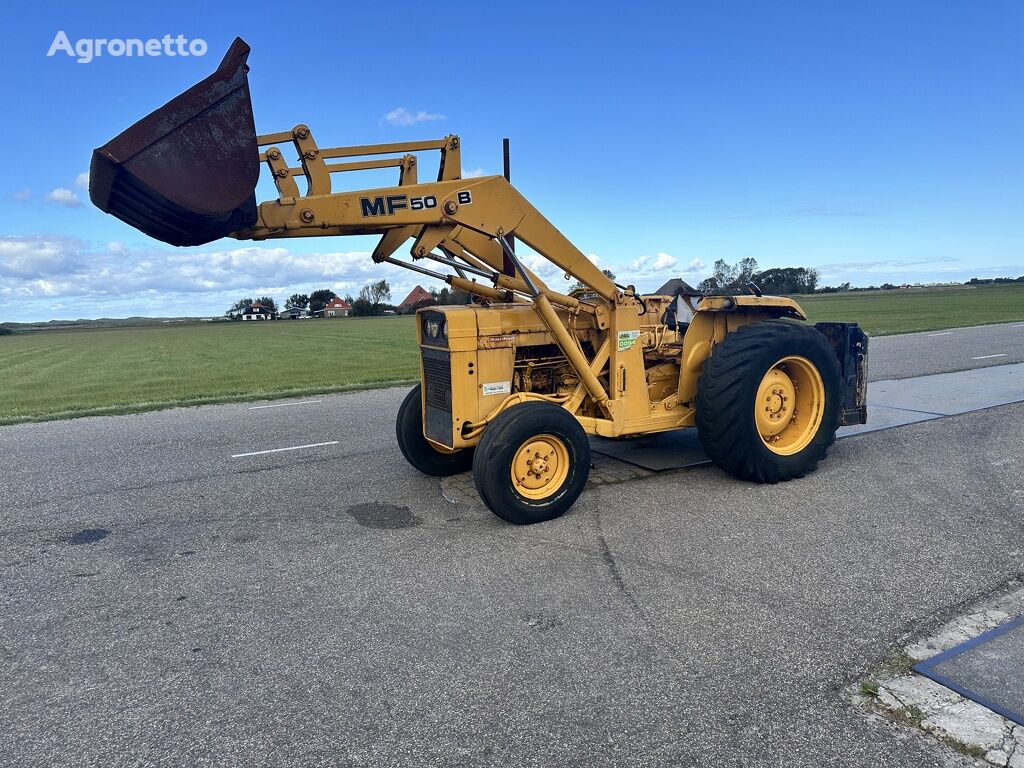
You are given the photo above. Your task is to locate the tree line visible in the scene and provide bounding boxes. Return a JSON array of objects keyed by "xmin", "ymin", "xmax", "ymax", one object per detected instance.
[
  {"xmin": 697, "ymin": 258, "xmax": 821, "ymax": 294},
  {"xmin": 227, "ymin": 280, "xmax": 398, "ymax": 318},
  {"xmin": 225, "ymin": 263, "xmax": 1024, "ymax": 319}
]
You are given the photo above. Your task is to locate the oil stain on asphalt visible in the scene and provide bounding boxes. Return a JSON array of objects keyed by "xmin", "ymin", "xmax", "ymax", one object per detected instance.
[
  {"xmin": 62, "ymin": 528, "xmax": 110, "ymax": 545},
  {"xmin": 346, "ymin": 503, "xmax": 421, "ymax": 530}
]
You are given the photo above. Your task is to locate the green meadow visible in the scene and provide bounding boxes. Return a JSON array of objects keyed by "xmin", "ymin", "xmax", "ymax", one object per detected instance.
[{"xmin": 1, "ymin": 283, "xmax": 1021, "ymax": 425}]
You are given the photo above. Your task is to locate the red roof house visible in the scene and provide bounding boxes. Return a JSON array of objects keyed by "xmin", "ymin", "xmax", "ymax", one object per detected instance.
[
  {"xmin": 323, "ymin": 297, "xmax": 351, "ymax": 317},
  {"xmin": 400, "ymin": 285, "xmax": 434, "ymax": 309}
]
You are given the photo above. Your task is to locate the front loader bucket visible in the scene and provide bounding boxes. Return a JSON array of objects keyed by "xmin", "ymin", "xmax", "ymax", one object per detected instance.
[{"xmin": 89, "ymin": 38, "xmax": 259, "ymax": 247}]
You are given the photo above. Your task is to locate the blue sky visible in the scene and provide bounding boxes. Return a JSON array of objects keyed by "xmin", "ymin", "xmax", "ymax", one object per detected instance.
[{"xmin": 1, "ymin": 1, "xmax": 1021, "ymax": 321}]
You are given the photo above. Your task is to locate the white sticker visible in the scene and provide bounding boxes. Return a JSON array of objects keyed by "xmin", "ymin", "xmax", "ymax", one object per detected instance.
[
  {"xmin": 482, "ymin": 381, "xmax": 512, "ymax": 396},
  {"xmin": 617, "ymin": 330, "xmax": 641, "ymax": 351}
]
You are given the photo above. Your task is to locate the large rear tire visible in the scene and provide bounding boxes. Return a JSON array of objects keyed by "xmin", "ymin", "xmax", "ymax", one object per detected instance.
[
  {"xmin": 396, "ymin": 385, "xmax": 474, "ymax": 476},
  {"xmin": 695, "ymin": 320, "xmax": 841, "ymax": 483},
  {"xmin": 473, "ymin": 402, "xmax": 591, "ymax": 525}
]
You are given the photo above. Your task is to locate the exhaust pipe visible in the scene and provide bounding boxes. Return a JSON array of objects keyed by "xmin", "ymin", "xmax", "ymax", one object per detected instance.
[{"xmin": 89, "ymin": 37, "xmax": 260, "ymax": 246}]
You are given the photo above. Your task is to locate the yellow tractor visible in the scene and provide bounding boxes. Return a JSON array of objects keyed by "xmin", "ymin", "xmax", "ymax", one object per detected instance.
[{"xmin": 90, "ymin": 39, "xmax": 868, "ymax": 524}]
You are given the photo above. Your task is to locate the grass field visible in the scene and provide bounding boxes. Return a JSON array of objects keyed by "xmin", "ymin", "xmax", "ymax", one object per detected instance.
[
  {"xmin": 796, "ymin": 283, "xmax": 1024, "ymax": 335},
  {"xmin": 0, "ymin": 317, "xmax": 420, "ymax": 424},
  {"xmin": 1, "ymin": 283, "xmax": 1022, "ymax": 425}
]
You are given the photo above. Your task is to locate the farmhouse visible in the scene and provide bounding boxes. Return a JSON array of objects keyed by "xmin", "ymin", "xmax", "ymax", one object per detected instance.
[
  {"xmin": 242, "ymin": 302, "xmax": 275, "ymax": 321},
  {"xmin": 323, "ymin": 298, "xmax": 351, "ymax": 318},
  {"xmin": 399, "ymin": 285, "xmax": 434, "ymax": 310},
  {"xmin": 655, "ymin": 278, "xmax": 696, "ymax": 295},
  {"xmin": 281, "ymin": 305, "xmax": 309, "ymax": 319}
]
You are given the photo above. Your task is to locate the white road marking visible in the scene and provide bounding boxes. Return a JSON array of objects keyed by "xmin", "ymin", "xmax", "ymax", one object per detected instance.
[
  {"xmin": 248, "ymin": 400, "xmax": 322, "ymax": 410},
  {"xmin": 928, "ymin": 332, "xmax": 953, "ymax": 337},
  {"xmin": 972, "ymin": 354, "xmax": 1007, "ymax": 360},
  {"xmin": 232, "ymin": 441, "xmax": 339, "ymax": 458}
]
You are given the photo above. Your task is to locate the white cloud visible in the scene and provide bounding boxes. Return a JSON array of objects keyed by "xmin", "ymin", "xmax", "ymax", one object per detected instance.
[
  {"xmin": 462, "ymin": 168, "xmax": 486, "ymax": 178},
  {"xmin": 45, "ymin": 187, "xmax": 81, "ymax": 207},
  {"xmin": 0, "ymin": 236, "xmax": 82, "ymax": 277},
  {"xmin": 0, "ymin": 234, "xmax": 453, "ymax": 321},
  {"xmin": 75, "ymin": 172, "xmax": 90, "ymax": 189},
  {"xmin": 629, "ymin": 251, "xmax": 677, "ymax": 274},
  {"xmin": 652, "ymin": 252, "xmax": 676, "ymax": 270},
  {"xmin": 383, "ymin": 107, "xmax": 446, "ymax": 126},
  {"xmin": 687, "ymin": 257, "xmax": 705, "ymax": 271}
]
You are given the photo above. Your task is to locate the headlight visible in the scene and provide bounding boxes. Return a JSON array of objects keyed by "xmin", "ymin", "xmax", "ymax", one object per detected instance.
[
  {"xmin": 424, "ymin": 317, "xmax": 441, "ymax": 339},
  {"xmin": 441, "ymin": 319, "xmax": 448, "ymax": 341}
]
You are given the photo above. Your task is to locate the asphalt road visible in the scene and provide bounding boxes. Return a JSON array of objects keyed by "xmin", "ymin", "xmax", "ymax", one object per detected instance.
[
  {"xmin": 2, "ymin": 322, "xmax": 1023, "ymax": 767},
  {"xmin": 867, "ymin": 321, "xmax": 1024, "ymax": 381}
]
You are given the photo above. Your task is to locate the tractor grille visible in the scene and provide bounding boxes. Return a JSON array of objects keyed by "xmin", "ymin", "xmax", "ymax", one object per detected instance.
[{"xmin": 421, "ymin": 347, "xmax": 453, "ymax": 446}]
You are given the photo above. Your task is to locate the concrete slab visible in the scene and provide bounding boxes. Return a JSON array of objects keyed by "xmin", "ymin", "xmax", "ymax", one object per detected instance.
[
  {"xmin": 591, "ymin": 362, "xmax": 1024, "ymax": 471},
  {"xmin": 868, "ymin": 363, "xmax": 1024, "ymax": 415},
  {"xmin": 915, "ymin": 616, "xmax": 1024, "ymax": 728}
]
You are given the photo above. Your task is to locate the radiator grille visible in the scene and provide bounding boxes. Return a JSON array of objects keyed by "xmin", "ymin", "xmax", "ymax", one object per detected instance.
[
  {"xmin": 422, "ymin": 351, "xmax": 451, "ymax": 409},
  {"xmin": 421, "ymin": 348, "xmax": 453, "ymax": 445}
]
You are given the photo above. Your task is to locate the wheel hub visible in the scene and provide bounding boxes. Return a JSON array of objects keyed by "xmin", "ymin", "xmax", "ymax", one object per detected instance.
[
  {"xmin": 511, "ymin": 435, "xmax": 570, "ymax": 499},
  {"xmin": 754, "ymin": 356, "xmax": 825, "ymax": 455},
  {"xmin": 757, "ymin": 368, "xmax": 797, "ymax": 437}
]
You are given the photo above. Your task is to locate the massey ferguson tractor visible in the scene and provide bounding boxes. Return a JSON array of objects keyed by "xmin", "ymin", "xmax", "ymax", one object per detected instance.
[{"xmin": 90, "ymin": 39, "xmax": 868, "ymax": 524}]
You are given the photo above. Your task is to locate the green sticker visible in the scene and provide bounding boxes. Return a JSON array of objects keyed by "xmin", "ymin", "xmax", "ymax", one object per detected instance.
[{"xmin": 617, "ymin": 330, "xmax": 641, "ymax": 351}]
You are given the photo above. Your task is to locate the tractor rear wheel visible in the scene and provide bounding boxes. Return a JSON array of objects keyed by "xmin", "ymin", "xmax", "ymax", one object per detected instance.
[
  {"xmin": 396, "ymin": 385, "xmax": 474, "ymax": 476},
  {"xmin": 695, "ymin": 320, "xmax": 841, "ymax": 483},
  {"xmin": 473, "ymin": 402, "xmax": 591, "ymax": 525}
]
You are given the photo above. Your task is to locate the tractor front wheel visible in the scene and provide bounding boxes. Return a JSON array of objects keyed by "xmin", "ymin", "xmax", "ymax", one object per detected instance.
[
  {"xmin": 396, "ymin": 385, "xmax": 474, "ymax": 476},
  {"xmin": 695, "ymin": 320, "xmax": 842, "ymax": 483},
  {"xmin": 473, "ymin": 402, "xmax": 591, "ymax": 525}
]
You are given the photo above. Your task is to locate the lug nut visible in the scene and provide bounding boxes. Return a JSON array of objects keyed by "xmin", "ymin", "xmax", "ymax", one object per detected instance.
[{"xmin": 300, "ymin": 208, "xmax": 315, "ymax": 223}]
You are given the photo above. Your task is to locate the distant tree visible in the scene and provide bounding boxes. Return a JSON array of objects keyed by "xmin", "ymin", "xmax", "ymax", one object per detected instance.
[
  {"xmin": 696, "ymin": 276, "xmax": 720, "ymax": 293},
  {"xmin": 712, "ymin": 259, "xmax": 738, "ymax": 289},
  {"xmin": 753, "ymin": 267, "xmax": 819, "ymax": 295},
  {"xmin": 736, "ymin": 257, "xmax": 759, "ymax": 286},
  {"xmin": 256, "ymin": 296, "xmax": 278, "ymax": 314},
  {"xmin": 816, "ymin": 282, "xmax": 851, "ymax": 294},
  {"xmin": 692, "ymin": 259, "xmax": 826, "ymax": 295},
  {"xmin": 309, "ymin": 288, "xmax": 338, "ymax": 313},
  {"xmin": 349, "ymin": 297, "xmax": 374, "ymax": 316},
  {"xmin": 227, "ymin": 297, "xmax": 254, "ymax": 319},
  {"xmin": 358, "ymin": 280, "xmax": 391, "ymax": 307},
  {"xmin": 805, "ymin": 268, "xmax": 821, "ymax": 293},
  {"xmin": 0, "ymin": 326, "xmax": 12, "ymax": 336},
  {"xmin": 350, "ymin": 281, "xmax": 392, "ymax": 315},
  {"xmin": 571, "ymin": 268, "xmax": 617, "ymax": 291},
  {"xmin": 287, "ymin": 293, "xmax": 309, "ymax": 309}
]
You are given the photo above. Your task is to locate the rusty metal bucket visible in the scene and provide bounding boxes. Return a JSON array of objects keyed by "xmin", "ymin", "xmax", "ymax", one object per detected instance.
[{"xmin": 89, "ymin": 38, "xmax": 260, "ymax": 246}]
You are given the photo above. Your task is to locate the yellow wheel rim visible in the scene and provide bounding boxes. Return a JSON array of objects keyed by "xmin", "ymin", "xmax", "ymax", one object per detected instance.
[
  {"xmin": 510, "ymin": 434, "xmax": 571, "ymax": 500},
  {"xmin": 754, "ymin": 355, "xmax": 825, "ymax": 456}
]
